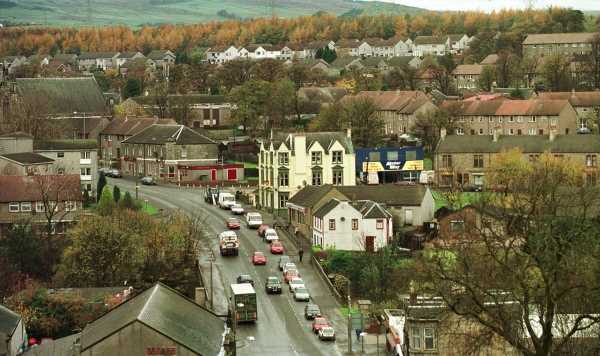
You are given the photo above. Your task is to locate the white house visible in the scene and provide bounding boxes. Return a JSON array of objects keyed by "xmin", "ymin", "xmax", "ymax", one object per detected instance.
[
  {"xmin": 312, "ymin": 198, "xmax": 393, "ymax": 251},
  {"xmin": 115, "ymin": 51, "xmax": 145, "ymax": 68},
  {"xmin": 413, "ymin": 36, "xmax": 450, "ymax": 57},
  {"xmin": 0, "ymin": 304, "xmax": 26, "ymax": 356},
  {"xmin": 392, "ymin": 39, "xmax": 413, "ymax": 57},
  {"xmin": 449, "ymin": 34, "xmax": 473, "ymax": 54},
  {"xmin": 206, "ymin": 45, "xmax": 239, "ymax": 64},
  {"xmin": 258, "ymin": 130, "xmax": 356, "ymax": 210}
]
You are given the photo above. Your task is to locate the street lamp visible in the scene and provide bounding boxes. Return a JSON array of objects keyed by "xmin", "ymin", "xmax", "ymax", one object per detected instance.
[
  {"xmin": 135, "ymin": 183, "xmax": 139, "ymax": 200},
  {"xmin": 208, "ymin": 251, "xmax": 216, "ymax": 310}
]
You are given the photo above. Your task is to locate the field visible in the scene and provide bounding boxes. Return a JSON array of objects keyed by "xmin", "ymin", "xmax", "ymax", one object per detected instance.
[{"xmin": 0, "ymin": 0, "xmax": 424, "ymax": 27}]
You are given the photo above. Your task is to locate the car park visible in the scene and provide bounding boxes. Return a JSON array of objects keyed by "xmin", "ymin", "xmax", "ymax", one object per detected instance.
[
  {"xmin": 270, "ymin": 241, "xmax": 284, "ymax": 254},
  {"xmin": 288, "ymin": 277, "xmax": 305, "ymax": 292},
  {"xmin": 226, "ymin": 218, "xmax": 240, "ymax": 230},
  {"xmin": 246, "ymin": 212, "xmax": 263, "ymax": 229},
  {"xmin": 140, "ymin": 176, "xmax": 156, "ymax": 185},
  {"xmin": 231, "ymin": 203, "xmax": 245, "ymax": 215},
  {"xmin": 318, "ymin": 326, "xmax": 336, "ymax": 341},
  {"xmin": 257, "ymin": 224, "xmax": 270, "ymax": 237},
  {"xmin": 293, "ymin": 287, "xmax": 310, "ymax": 302},
  {"xmin": 284, "ymin": 269, "xmax": 299, "ymax": 283},
  {"xmin": 264, "ymin": 228, "xmax": 278, "ymax": 243},
  {"xmin": 304, "ymin": 304, "xmax": 321, "ymax": 320},
  {"xmin": 278, "ymin": 256, "xmax": 291, "ymax": 271},
  {"xmin": 312, "ymin": 317, "xmax": 331, "ymax": 334},
  {"xmin": 265, "ymin": 276, "xmax": 282, "ymax": 294},
  {"xmin": 236, "ymin": 274, "xmax": 254, "ymax": 286},
  {"xmin": 252, "ymin": 251, "xmax": 267, "ymax": 265}
]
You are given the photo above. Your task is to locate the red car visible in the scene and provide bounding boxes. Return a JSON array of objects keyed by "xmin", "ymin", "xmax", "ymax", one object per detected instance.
[
  {"xmin": 252, "ymin": 251, "xmax": 267, "ymax": 265},
  {"xmin": 257, "ymin": 224, "xmax": 270, "ymax": 237},
  {"xmin": 284, "ymin": 269, "xmax": 299, "ymax": 283},
  {"xmin": 270, "ymin": 241, "xmax": 284, "ymax": 254},
  {"xmin": 226, "ymin": 218, "xmax": 240, "ymax": 229},
  {"xmin": 312, "ymin": 317, "xmax": 331, "ymax": 334}
]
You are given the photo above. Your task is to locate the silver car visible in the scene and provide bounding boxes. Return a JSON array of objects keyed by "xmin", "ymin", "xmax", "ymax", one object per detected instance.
[
  {"xmin": 293, "ymin": 287, "xmax": 310, "ymax": 302},
  {"xmin": 278, "ymin": 256, "xmax": 291, "ymax": 271},
  {"xmin": 289, "ymin": 278, "xmax": 305, "ymax": 292}
]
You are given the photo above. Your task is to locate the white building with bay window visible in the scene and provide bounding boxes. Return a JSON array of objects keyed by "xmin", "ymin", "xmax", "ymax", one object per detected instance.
[{"xmin": 258, "ymin": 131, "xmax": 356, "ymax": 210}]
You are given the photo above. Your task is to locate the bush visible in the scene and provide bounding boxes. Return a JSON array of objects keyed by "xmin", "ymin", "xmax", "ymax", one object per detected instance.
[
  {"xmin": 113, "ymin": 185, "xmax": 121, "ymax": 203},
  {"xmin": 97, "ymin": 186, "xmax": 115, "ymax": 216}
]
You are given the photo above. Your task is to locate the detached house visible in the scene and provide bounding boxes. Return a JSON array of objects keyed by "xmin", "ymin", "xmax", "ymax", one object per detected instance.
[
  {"xmin": 452, "ymin": 64, "xmax": 484, "ymax": 91},
  {"xmin": 258, "ymin": 131, "xmax": 356, "ymax": 210},
  {"xmin": 312, "ymin": 198, "xmax": 393, "ymax": 252},
  {"xmin": 121, "ymin": 124, "xmax": 239, "ymax": 184},
  {"xmin": 448, "ymin": 34, "xmax": 473, "ymax": 54},
  {"xmin": 341, "ymin": 91, "xmax": 437, "ymax": 136},
  {"xmin": 77, "ymin": 52, "xmax": 120, "ymax": 71}
]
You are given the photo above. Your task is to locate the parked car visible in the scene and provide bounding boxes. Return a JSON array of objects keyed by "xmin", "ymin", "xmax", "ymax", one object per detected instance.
[
  {"xmin": 246, "ymin": 212, "xmax": 263, "ymax": 229},
  {"xmin": 231, "ymin": 203, "xmax": 245, "ymax": 215},
  {"xmin": 289, "ymin": 277, "xmax": 305, "ymax": 292},
  {"xmin": 98, "ymin": 167, "xmax": 111, "ymax": 175},
  {"xmin": 312, "ymin": 317, "xmax": 331, "ymax": 334},
  {"xmin": 284, "ymin": 269, "xmax": 299, "ymax": 283},
  {"xmin": 140, "ymin": 176, "xmax": 156, "ymax": 185},
  {"xmin": 293, "ymin": 287, "xmax": 310, "ymax": 302},
  {"xmin": 270, "ymin": 241, "xmax": 284, "ymax": 254},
  {"xmin": 265, "ymin": 276, "xmax": 282, "ymax": 294},
  {"xmin": 264, "ymin": 228, "xmax": 278, "ymax": 243},
  {"xmin": 226, "ymin": 218, "xmax": 240, "ymax": 230},
  {"xmin": 107, "ymin": 168, "xmax": 122, "ymax": 178},
  {"xmin": 318, "ymin": 326, "xmax": 336, "ymax": 341},
  {"xmin": 257, "ymin": 224, "xmax": 270, "ymax": 237},
  {"xmin": 278, "ymin": 256, "xmax": 291, "ymax": 271},
  {"xmin": 304, "ymin": 304, "xmax": 321, "ymax": 320},
  {"xmin": 252, "ymin": 251, "xmax": 267, "ymax": 265},
  {"xmin": 282, "ymin": 262, "xmax": 296, "ymax": 274},
  {"xmin": 236, "ymin": 274, "xmax": 254, "ymax": 286}
]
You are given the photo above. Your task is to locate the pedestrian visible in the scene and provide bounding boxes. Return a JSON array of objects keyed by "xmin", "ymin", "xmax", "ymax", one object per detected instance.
[
  {"xmin": 298, "ymin": 247, "xmax": 304, "ymax": 263},
  {"xmin": 355, "ymin": 328, "xmax": 362, "ymax": 342}
]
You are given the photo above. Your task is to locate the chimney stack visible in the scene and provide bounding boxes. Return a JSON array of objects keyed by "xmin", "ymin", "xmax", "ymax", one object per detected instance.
[
  {"xmin": 346, "ymin": 127, "xmax": 352, "ymax": 139},
  {"xmin": 440, "ymin": 128, "xmax": 447, "ymax": 141}
]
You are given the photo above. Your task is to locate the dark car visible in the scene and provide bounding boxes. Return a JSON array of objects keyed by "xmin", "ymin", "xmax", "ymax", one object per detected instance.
[
  {"xmin": 140, "ymin": 176, "xmax": 156, "ymax": 185},
  {"xmin": 304, "ymin": 303, "xmax": 321, "ymax": 320},
  {"xmin": 236, "ymin": 274, "xmax": 254, "ymax": 287},
  {"xmin": 265, "ymin": 276, "xmax": 282, "ymax": 294},
  {"xmin": 107, "ymin": 168, "xmax": 122, "ymax": 178}
]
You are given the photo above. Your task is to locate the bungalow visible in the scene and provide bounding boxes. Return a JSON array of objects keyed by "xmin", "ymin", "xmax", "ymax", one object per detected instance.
[
  {"xmin": 0, "ymin": 304, "xmax": 27, "ymax": 356},
  {"xmin": 312, "ymin": 198, "xmax": 393, "ymax": 251}
]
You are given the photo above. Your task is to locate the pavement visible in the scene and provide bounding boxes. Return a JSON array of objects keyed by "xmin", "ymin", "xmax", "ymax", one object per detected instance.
[{"xmin": 109, "ymin": 179, "xmax": 379, "ymax": 355}]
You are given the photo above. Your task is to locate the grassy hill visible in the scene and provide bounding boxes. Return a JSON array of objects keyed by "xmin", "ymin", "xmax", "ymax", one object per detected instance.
[{"xmin": 0, "ymin": 0, "xmax": 424, "ymax": 27}]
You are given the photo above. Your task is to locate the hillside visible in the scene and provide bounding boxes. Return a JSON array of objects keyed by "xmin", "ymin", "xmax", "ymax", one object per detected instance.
[{"xmin": 0, "ymin": 0, "xmax": 424, "ymax": 27}]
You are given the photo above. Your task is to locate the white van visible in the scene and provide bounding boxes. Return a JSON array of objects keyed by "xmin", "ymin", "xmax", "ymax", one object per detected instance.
[
  {"xmin": 218, "ymin": 192, "xmax": 236, "ymax": 209},
  {"xmin": 245, "ymin": 212, "xmax": 263, "ymax": 229}
]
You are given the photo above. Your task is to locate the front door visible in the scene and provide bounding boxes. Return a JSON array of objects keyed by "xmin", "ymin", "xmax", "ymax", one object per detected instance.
[
  {"xmin": 211, "ymin": 169, "xmax": 217, "ymax": 181},
  {"xmin": 365, "ymin": 236, "xmax": 375, "ymax": 253},
  {"xmin": 227, "ymin": 168, "xmax": 237, "ymax": 181}
]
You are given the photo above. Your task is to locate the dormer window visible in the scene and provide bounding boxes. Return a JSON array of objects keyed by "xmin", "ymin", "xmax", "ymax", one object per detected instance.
[
  {"xmin": 311, "ymin": 152, "xmax": 322, "ymax": 165},
  {"xmin": 278, "ymin": 152, "xmax": 289, "ymax": 166},
  {"xmin": 332, "ymin": 151, "xmax": 343, "ymax": 164}
]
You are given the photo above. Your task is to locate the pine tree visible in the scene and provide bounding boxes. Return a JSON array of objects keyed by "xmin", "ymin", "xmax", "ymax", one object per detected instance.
[
  {"xmin": 97, "ymin": 187, "xmax": 115, "ymax": 216},
  {"xmin": 113, "ymin": 185, "xmax": 121, "ymax": 203},
  {"xmin": 97, "ymin": 172, "xmax": 107, "ymax": 203}
]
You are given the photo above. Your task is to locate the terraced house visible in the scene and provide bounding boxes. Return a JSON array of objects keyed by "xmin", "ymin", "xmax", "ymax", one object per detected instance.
[
  {"xmin": 258, "ymin": 131, "xmax": 355, "ymax": 210},
  {"xmin": 434, "ymin": 134, "xmax": 600, "ymax": 188},
  {"xmin": 441, "ymin": 99, "xmax": 578, "ymax": 136},
  {"xmin": 522, "ymin": 32, "xmax": 599, "ymax": 58},
  {"xmin": 536, "ymin": 91, "xmax": 600, "ymax": 130}
]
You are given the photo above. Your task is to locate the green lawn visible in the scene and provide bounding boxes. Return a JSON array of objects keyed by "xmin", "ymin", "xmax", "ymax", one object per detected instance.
[
  {"xmin": 432, "ymin": 190, "xmax": 485, "ymax": 211},
  {"xmin": 139, "ymin": 200, "xmax": 159, "ymax": 215},
  {"xmin": 340, "ymin": 306, "xmax": 360, "ymax": 317}
]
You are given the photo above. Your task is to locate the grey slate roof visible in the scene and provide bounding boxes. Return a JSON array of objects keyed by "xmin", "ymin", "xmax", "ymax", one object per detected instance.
[
  {"xmin": 352, "ymin": 200, "xmax": 392, "ymax": 219},
  {"xmin": 313, "ymin": 198, "xmax": 343, "ymax": 218},
  {"xmin": 15, "ymin": 77, "xmax": 108, "ymax": 117},
  {"xmin": 80, "ymin": 283, "xmax": 225, "ymax": 355},
  {"xmin": 147, "ymin": 50, "xmax": 175, "ymax": 60},
  {"xmin": 34, "ymin": 139, "xmax": 98, "ymax": 151},
  {"xmin": 117, "ymin": 52, "xmax": 143, "ymax": 59},
  {"xmin": 0, "ymin": 152, "xmax": 54, "ymax": 165},
  {"xmin": 78, "ymin": 52, "xmax": 119, "ymax": 60},
  {"xmin": 122, "ymin": 124, "xmax": 215, "ymax": 145},
  {"xmin": 287, "ymin": 185, "xmax": 336, "ymax": 208},
  {"xmin": 0, "ymin": 304, "xmax": 21, "ymax": 337},
  {"xmin": 436, "ymin": 135, "xmax": 600, "ymax": 154}
]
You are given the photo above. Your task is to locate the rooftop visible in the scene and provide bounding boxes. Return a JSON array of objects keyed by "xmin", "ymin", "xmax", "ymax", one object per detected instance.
[
  {"xmin": 122, "ymin": 124, "xmax": 215, "ymax": 145},
  {"xmin": 342, "ymin": 90, "xmax": 431, "ymax": 114},
  {"xmin": 0, "ymin": 175, "xmax": 82, "ymax": 203},
  {"xmin": 536, "ymin": 91, "xmax": 600, "ymax": 108},
  {"xmin": 440, "ymin": 99, "xmax": 571, "ymax": 116},
  {"xmin": 0, "ymin": 152, "xmax": 54, "ymax": 165},
  {"xmin": 101, "ymin": 117, "xmax": 176, "ymax": 136},
  {"xmin": 0, "ymin": 304, "xmax": 21, "ymax": 337},
  {"xmin": 436, "ymin": 134, "xmax": 600, "ymax": 154},
  {"xmin": 34, "ymin": 139, "xmax": 98, "ymax": 151},
  {"xmin": 523, "ymin": 32, "xmax": 598, "ymax": 45}
]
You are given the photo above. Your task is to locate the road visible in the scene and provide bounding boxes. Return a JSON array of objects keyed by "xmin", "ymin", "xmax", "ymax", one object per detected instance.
[{"xmin": 109, "ymin": 178, "xmax": 348, "ymax": 356}]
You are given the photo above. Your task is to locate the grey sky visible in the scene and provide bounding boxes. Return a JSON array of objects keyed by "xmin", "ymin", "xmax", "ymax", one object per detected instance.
[{"xmin": 362, "ymin": 0, "xmax": 599, "ymax": 11}]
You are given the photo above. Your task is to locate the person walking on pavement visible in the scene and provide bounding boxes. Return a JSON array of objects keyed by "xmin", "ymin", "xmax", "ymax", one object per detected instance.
[{"xmin": 298, "ymin": 247, "xmax": 304, "ymax": 263}]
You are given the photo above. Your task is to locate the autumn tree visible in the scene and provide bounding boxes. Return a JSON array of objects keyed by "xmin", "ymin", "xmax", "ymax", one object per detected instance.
[
  {"xmin": 478, "ymin": 66, "xmax": 496, "ymax": 91},
  {"xmin": 217, "ymin": 59, "xmax": 254, "ymax": 92},
  {"xmin": 250, "ymin": 58, "xmax": 286, "ymax": 82},
  {"xmin": 421, "ymin": 150, "xmax": 600, "ymax": 356},
  {"xmin": 541, "ymin": 53, "xmax": 573, "ymax": 91},
  {"xmin": 494, "ymin": 50, "xmax": 520, "ymax": 88}
]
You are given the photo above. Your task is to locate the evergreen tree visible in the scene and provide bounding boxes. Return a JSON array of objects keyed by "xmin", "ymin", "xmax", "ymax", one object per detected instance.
[
  {"xmin": 97, "ymin": 187, "xmax": 115, "ymax": 216},
  {"xmin": 96, "ymin": 172, "xmax": 107, "ymax": 203},
  {"xmin": 120, "ymin": 191, "xmax": 139, "ymax": 211},
  {"xmin": 83, "ymin": 190, "xmax": 91, "ymax": 208},
  {"xmin": 123, "ymin": 78, "xmax": 142, "ymax": 99},
  {"xmin": 113, "ymin": 186, "xmax": 121, "ymax": 203}
]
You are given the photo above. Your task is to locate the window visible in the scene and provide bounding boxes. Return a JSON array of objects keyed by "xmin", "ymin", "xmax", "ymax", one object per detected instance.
[
  {"xmin": 386, "ymin": 151, "xmax": 398, "ymax": 161},
  {"xmin": 586, "ymin": 155, "xmax": 597, "ymax": 167},
  {"xmin": 529, "ymin": 116, "xmax": 537, "ymax": 123},
  {"xmin": 352, "ymin": 219, "xmax": 359, "ymax": 230},
  {"xmin": 473, "ymin": 154, "xmax": 484, "ymax": 168},
  {"xmin": 329, "ymin": 219, "xmax": 336, "ymax": 231},
  {"xmin": 278, "ymin": 152, "xmax": 289, "ymax": 165},
  {"xmin": 57, "ymin": 152, "xmax": 64, "ymax": 158},
  {"xmin": 424, "ymin": 328, "xmax": 436, "ymax": 350},
  {"xmin": 442, "ymin": 155, "xmax": 452, "ymax": 168},
  {"xmin": 65, "ymin": 201, "xmax": 76, "ymax": 212},
  {"xmin": 587, "ymin": 172, "xmax": 597, "ymax": 186},
  {"xmin": 368, "ymin": 152, "xmax": 381, "ymax": 161},
  {"xmin": 508, "ymin": 128, "xmax": 514, "ymax": 135},
  {"xmin": 333, "ymin": 170, "xmax": 343, "ymax": 185},
  {"xmin": 279, "ymin": 193, "xmax": 289, "ymax": 209},
  {"xmin": 279, "ymin": 171, "xmax": 289, "ymax": 187},
  {"xmin": 376, "ymin": 219, "xmax": 384, "ymax": 229},
  {"xmin": 80, "ymin": 168, "xmax": 91, "ymax": 175},
  {"xmin": 529, "ymin": 154, "xmax": 540, "ymax": 162},
  {"xmin": 269, "ymin": 152, "xmax": 273, "ymax": 165},
  {"xmin": 81, "ymin": 151, "xmax": 91, "ymax": 159},
  {"xmin": 332, "ymin": 151, "xmax": 343, "ymax": 164},
  {"xmin": 9, "ymin": 202, "xmax": 19, "ymax": 212},
  {"xmin": 20, "ymin": 202, "xmax": 32, "ymax": 212},
  {"xmin": 489, "ymin": 117, "xmax": 494, "ymax": 123},
  {"xmin": 181, "ymin": 146, "xmax": 187, "ymax": 158},
  {"xmin": 405, "ymin": 150, "xmax": 417, "ymax": 161},
  {"xmin": 456, "ymin": 128, "xmax": 464, "ymax": 135},
  {"xmin": 36, "ymin": 202, "xmax": 45, "ymax": 212},
  {"xmin": 479, "ymin": 128, "xmax": 484, "ymax": 135},
  {"xmin": 450, "ymin": 220, "xmax": 465, "ymax": 232},
  {"xmin": 539, "ymin": 129, "xmax": 544, "ymax": 135},
  {"xmin": 529, "ymin": 128, "xmax": 536, "ymax": 135},
  {"xmin": 411, "ymin": 327, "xmax": 422, "ymax": 349},
  {"xmin": 509, "ymin": 116, "xmax": 514, "ymax": 123},
  {"xmin": 311, "ymin": 151, "xmax": 322, "ymax": 165},
  {"xmin": 312, "ymin": 171, "xmax": 322, "ymax": 186}
]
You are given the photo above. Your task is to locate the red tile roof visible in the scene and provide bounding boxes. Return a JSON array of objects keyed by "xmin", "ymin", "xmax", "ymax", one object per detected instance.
[{"xmin": 0, "ymin": 175, "xmax": 82, "ymax": 203}]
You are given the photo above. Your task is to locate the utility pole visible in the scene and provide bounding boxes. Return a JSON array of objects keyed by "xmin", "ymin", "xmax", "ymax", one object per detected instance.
[
  {"xmin": 209, "ymin": 251, "xmax": 216, "ymax": 310},
  {"xmin": 347, "ymin": 279, "xmax": 352, "ymax": 353}
]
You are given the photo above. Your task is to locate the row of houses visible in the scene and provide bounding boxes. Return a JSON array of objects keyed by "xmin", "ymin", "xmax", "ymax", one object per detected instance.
[{"xmin": 206, "ymin": 34, "xmax": 473, "ymax": 64}]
